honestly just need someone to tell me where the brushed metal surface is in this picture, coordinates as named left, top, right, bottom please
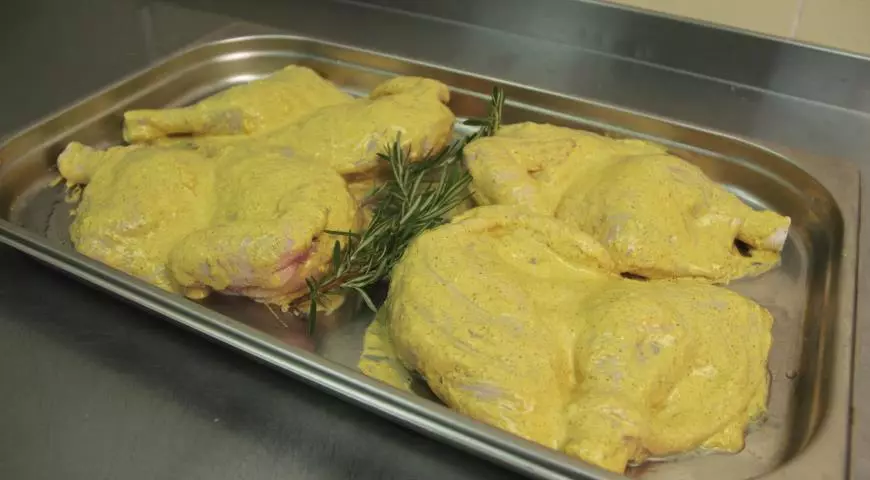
left=2, top=2, right=870, bottom=480
left=0, top=0, right=150, bottom=137
left=346, top=0, right=870, bottom=113
left=0, top=35, right=858, bottom=479
left=160, top=13, right=870, bottom=479
left=0, top=245, right=522, bottom=480
left=0, top=4, right=526, bottom=479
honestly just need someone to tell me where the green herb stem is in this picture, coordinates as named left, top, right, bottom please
left=295, top=86, right=505, bottom=335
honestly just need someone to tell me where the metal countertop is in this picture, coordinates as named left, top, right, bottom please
left=1, top=1, right=867, bottom=479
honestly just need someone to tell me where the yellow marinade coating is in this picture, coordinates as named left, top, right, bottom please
left=464, top=122, right=791, bottom=283
left=362, top=205, right=772, bottom=473
left=168, top=144, right=358, bottom=304
left=60, top=72, right=455, bottom=305
left=123, top=65, right=354, bottom=143
left=147, top=76, right=456, bottom=179
left=359, top=308, right=416, bottom=392
left=59, top=142, right=216, bottom=293
left=256, top=76, right=456, bottom=175
left=58, top=142, right=358, bottom=304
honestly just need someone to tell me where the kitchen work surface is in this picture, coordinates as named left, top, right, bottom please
left=0, top=34, right=858, bottom=479
left=1, top=1, right=868, bottom=480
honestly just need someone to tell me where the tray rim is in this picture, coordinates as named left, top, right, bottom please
left=0, top=33, right=859, bottom=480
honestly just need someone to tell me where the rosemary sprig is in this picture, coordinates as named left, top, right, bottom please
left=461, top=86, right=505, bottom=140
left=295, top=86, right=505, bottom=335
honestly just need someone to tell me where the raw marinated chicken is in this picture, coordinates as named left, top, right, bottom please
left=464, top=123, right=791, bottom=282
left=123, top=65, right=353, bottom=143
left=60, top=67, right=455, bottom=305
left=263, top=76, right=455, bottom=175
left=58, top=142, right=215, bottom=294
left=361, top=206, right=772, bottom=473
left=183, top=76, right=456, bottom=176
left=168, top=144, right=358, bottom=303
left=136, top=73, right=455, bottom=208
left=58, top=142, right=358, bottom=304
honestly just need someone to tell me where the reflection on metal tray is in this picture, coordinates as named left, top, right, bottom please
left=0, top=35, right=858, bottom=480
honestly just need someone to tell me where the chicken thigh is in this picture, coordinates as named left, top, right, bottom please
left=363, top=206, right=772, bottom=473
left=123, top=65, right=353, bottom=143
left=58, top=142, right=358, bottom=304
left=168, top=144, right=358, bottom=303
left=58, top=142, right=216, bottom=295
left=463, top=122, right=790, bottom=282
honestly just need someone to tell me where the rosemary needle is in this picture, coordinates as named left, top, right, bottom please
left=293, top=86, right=505, bottom=336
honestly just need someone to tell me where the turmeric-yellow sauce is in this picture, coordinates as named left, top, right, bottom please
left=59, top=142, right=357, bottom=304
left=361, top=206, right=772, bottom=473
left=59, top=66, right=786, bottom=476
left=464, top=123, right=790, bottom=283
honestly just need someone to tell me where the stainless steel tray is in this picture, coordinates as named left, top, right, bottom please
left=0, top=35, right=858, bottom=480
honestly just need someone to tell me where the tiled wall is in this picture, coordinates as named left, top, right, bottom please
left=605, top=0, right=870, bottom=56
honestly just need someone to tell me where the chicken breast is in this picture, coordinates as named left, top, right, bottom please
left=362, top=206, right=772, bottom=473
left=464, top=122, right=791, bottom=283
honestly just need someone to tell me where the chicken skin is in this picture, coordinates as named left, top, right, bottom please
left=142, top=74, right=454, bottom=212
left=463, top=122, right=790, bottom=283
left=60, top=69, right=454, bottom=304
left=361, top=206, right=772, bottom=473
left=168, top=144, right=358, bottom=303
left=123, top=65, right=353, bottom=143
left=180, top=76, right=456, bottom=176
left=262, top=76, right=455, bottom=175
left=58, top=142, right=358, bottom=304
left=58, top=142, right=215, bottom=294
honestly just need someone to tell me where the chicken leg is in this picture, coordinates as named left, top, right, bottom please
left=168, top=145, right=358, bottom=304
left=58, top=142, right=216, bottom=295
left=57, top=142, right=359, bottom=304
left=123, top=65, right=353, bottom=143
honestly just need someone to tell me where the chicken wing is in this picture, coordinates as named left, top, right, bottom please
left=123, top=65, right=353, bottom=143
left=464, top=122, right=790, bottom=282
